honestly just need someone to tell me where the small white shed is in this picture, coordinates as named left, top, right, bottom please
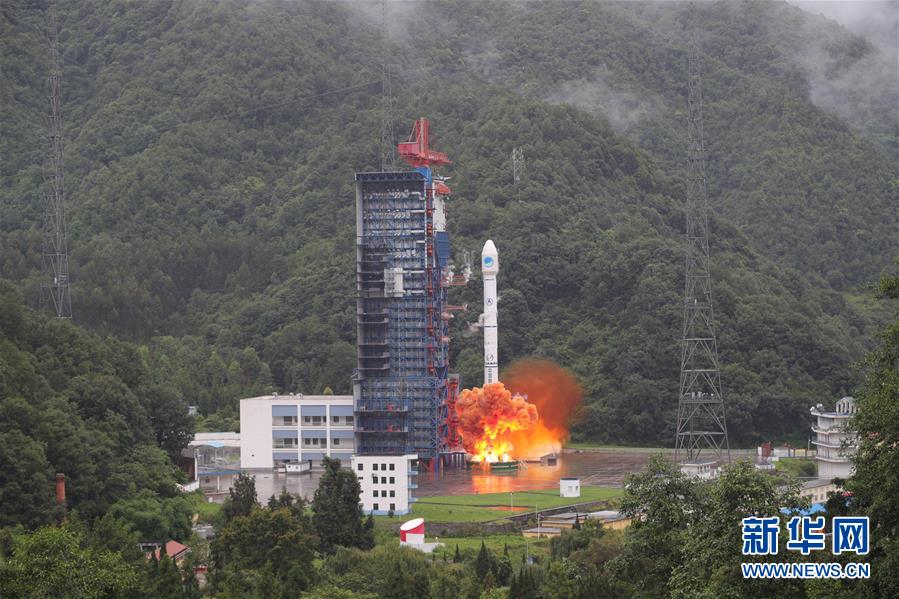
left=560, top=477, right=580, bottom=498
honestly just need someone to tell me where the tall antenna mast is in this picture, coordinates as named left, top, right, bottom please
left=41, top=1, right=72, bottom=319
left=674, top=44, right=728, bottom=465
left=379, top=0, right=397, bottom=170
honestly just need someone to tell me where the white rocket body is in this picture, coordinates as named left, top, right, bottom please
left=482, top=240, right=499, bottom=385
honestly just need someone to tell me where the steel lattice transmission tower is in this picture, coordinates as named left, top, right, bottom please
left=511, top=147, right=525, bottom=183
left=674, top=45, right=728, bottom=464
left=379, top=0, right=397, bottom=170
left=41, top=2, right=72, bottom=319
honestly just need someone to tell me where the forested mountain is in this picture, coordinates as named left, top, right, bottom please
left=2, top=0, right=896, bottom=445
left=0, top=281, right=193, bottom=528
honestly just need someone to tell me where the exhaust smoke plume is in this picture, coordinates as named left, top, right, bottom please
left=456, top=360, right=583, bottom=463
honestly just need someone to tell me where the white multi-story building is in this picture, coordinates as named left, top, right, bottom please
left=351, top=454, right=418, bottom=516
left=240, top=395, right=355, bottom=469
left=811, top=396, right=858, bottom=480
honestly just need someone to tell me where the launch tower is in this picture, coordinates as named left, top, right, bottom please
left=354, top=119, right=460, bottom=470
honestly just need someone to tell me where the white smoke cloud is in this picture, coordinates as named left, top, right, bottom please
left=545, top=67, right=660, bottom=132
left=786, top=1, right=898, bottom=53
left=786, top=1, right=898, bottom=145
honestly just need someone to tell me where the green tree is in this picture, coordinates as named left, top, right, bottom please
left=845, top=265, right=899, bottom=598
left=222, top=472, right=256, bottom=522
left=0, top=526, right=138, bottom=598
left=669, top=461, right=805, bottom=599
left=609, top=454, right=697, bottom=597
left=140, top=384, right=194, bottom=461
left=312, top=456, right=372, bottom=553
left=475, top=540, right=492, bottom=581
left=212, top=506, right=317, bottom=597
left=0, top=428, right=54, bottom=528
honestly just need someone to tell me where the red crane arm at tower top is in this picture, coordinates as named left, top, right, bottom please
left=397, top=118, right=451, bottom=168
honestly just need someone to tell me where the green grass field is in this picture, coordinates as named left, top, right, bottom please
left=774, top=458, right=817, bottom=480
left=402, top=486, right=622, bottom=523
left=187, top=491, right=223, bottom=524
left=425, top=533, right=552, bottom=563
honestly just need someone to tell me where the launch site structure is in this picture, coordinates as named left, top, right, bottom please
left=353, top=118, right=462, bottom=471
left=674, top=45, right=730, bottom=467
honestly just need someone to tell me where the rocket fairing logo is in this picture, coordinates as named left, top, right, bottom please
left=483, top=257, right=494, bottom=267
left=740, top=516, right=870, bottom=579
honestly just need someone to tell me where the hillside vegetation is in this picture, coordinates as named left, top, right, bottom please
left=1, top=0, right=896, bottom=445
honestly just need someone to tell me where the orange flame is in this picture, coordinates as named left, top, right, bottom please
left=456, top=360, right=583, bottom=463
left=456, top=382, right=537, bottom=463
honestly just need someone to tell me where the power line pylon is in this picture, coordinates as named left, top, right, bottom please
left=379, top=0, right=397, bottom=170
left=41, top=1, right=72, bottom=320
left=512, top=147, right=525, bottom=184
left=674, top=44, right=728, bottom=465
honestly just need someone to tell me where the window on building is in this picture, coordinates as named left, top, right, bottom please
left=272, top=437, right=298, bottom=449
left=373, top=490, right=378, bottom=498
left=381, top=477, right=387, bottom=484
left=312, top=438, right=319, bottom=446
left=358, top=477, right=363, bottom=481
left=303, top=438, right=311, bottom=446
left=389, top=477, right=395, bottom=484
left=382, top=463, right=387, bottom=470
left=333, top=416, right=339, bottom=423
left=372, top=476, right=378, bottom=484
left=389, top=490, right=395, bottom=498
left=357, top=464, right=363, bottom=471
left=389, top=463, right=395, bottom=471
left=346, top=416, right=354, bottom=425
left=390, top=503, right=395, bottom=512
left=272, top=415, right=298, bottom=426
left=373, top=464, right=379, bottom=471
left=333, top=438, right=340, bottom=446
left=373, top=503, right=379, bottom=511
left=304, top=416, right=311, bottom=424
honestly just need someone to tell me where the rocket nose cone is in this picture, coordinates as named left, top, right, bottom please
left=481, top=240, right=499, bottom=273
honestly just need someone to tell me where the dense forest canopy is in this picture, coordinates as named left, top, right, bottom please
left=1, top=0, right=896, bottom=446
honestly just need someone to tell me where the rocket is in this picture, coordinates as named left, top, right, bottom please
left=482, top=240, right=499, bottom=385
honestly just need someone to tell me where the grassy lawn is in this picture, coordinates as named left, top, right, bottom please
left=187, top=491, right=222, bottom=524
left=375, top=530, right=552, bottom=563
left=402, top=486, right=622, bottom=523
left=774, top=458, right=817, bottom=480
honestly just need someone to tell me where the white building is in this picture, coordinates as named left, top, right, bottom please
left=560, top=477, right=580, bottom=498
left=811, top=396, right=858, bottom=480
left=351, top=454, right=418, bottom=516
left=680, top=461, right=719, bottom=480
left=240, top=395, right=355, bottom=469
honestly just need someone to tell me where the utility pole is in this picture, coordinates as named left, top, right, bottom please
left=41, top=1, right=72, bottom=319
left=674, top=44, right=729, bottom=465
left=379, top=0, right=397, bottom=170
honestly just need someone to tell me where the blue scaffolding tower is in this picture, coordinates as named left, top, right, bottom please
left=353, top=171, right=452, bottom=466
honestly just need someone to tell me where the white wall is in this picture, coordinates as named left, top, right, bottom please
left=352, top=454, right=418, bottom=515
left=241, top=399, right=274, bottom=469
left=240, top=395, right=354, bottom=469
